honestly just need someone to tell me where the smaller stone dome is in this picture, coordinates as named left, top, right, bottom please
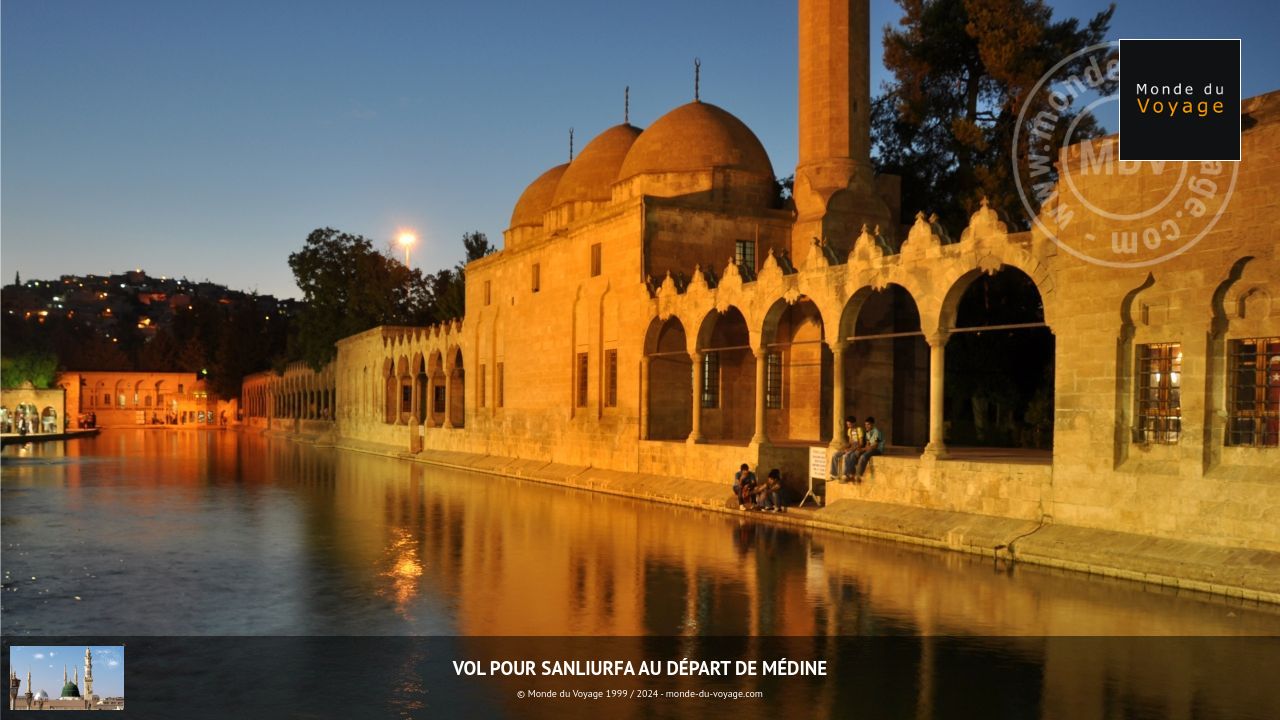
left=509, top=163, right=568, bottom=229
left=617, top=101, right=773, bottom=181
left=34, top=690, right=48, bottom=701
left=551, top=124, right=642, bottom=207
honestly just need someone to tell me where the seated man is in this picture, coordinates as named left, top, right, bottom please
left=732, top=463, right=756, bottom=509
left=755, top=469, right=786, bottom=512
left=829, top=416, right=861, bottom=482
left=853, top=416, right=885, bottom=482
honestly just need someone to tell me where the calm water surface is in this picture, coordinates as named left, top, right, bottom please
left=3, top=430, right=1278, bottom=719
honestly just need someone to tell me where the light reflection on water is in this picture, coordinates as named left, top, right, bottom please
left=3, top=430, right=1280, bottom=718
left=4, top=430, right=1278, bottom=638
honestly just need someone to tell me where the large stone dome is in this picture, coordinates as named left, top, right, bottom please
left=509, top=163, right=568, bottom=229
left=551, top=124, right=642, bottom=207
left=617, top=101, right=773, bottom=181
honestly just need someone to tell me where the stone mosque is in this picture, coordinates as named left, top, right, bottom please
left=7, top=646, right=123, bottom=711
left=244, top=0, right=1279, bottom=566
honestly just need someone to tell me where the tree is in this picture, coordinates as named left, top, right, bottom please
left=462, top=231, right=495, bottom=264
left=288, top=227, right=434, bottom=369
left=872, top=0, right=1114, bottom=230
left=0, top=351, right=58, bottom=388
left=430, top=231, right=495, bottom=322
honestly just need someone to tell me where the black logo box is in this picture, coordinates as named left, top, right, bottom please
left=1119, top=39, right=1241, bottom=161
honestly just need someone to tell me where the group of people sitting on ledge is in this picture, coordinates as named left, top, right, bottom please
left=829, top=416, right=884, bottom=483
left=732, top=464, right=787, bottom=513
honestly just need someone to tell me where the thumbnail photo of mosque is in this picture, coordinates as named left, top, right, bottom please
left=7, top=646, right=124, bottom=711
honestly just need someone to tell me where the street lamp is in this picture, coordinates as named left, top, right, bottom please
left=398, top=231, right=417, bottom=269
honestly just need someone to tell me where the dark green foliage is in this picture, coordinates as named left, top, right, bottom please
left=427, top=230, right=495, bottom=323
left=1, top=351, right=58, bottom=388
left=873, top=0, right=1114, bottom=230
left=288, top=227, right=435, bottom=370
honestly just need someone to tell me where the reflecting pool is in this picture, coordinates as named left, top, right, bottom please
left=2, top=430, right=1278, bottom=719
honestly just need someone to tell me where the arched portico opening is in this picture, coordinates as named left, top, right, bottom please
left=838, top=284, right=929, bottom=448
left=943, top=267, right=1054, bottom=450
left=447, top=346, right=465, bottom=428
left=644, top=316, right=692, bottom=440
left=396, top=356, right=411, bottom=424
left=696, top=306, right=754, bottom=444
left=412, top=354, right=428, bottom=424
left=427, top=351, right=445, bottom=427
left=762, top=298, right=831, bottom=443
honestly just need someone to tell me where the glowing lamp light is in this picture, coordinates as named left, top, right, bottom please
left=397, top=231, right=417, bottom=269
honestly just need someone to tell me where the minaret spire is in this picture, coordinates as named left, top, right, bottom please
left=792, top=0, right=890, bottom=259
left=569, top=127, right=575, bottom=161
left=84, top=647, right=93, bottom=698
left=694, top=58, right=701, bottom=101
left=624, top=86, right=630, bottom=124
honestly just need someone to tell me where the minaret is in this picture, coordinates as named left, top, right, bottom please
left=793, top=0, right=892, bottom=258
left=84, top=647, right=94, bottom=698
left=8, top=668, right=19, bottom=711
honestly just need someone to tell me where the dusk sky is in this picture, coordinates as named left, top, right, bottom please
left=3, top=0, right=1277, bottom=299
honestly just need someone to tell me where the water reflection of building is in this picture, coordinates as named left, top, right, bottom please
left=7, top=647, right=123, bottom=711
left=272, top=441, right=1279, bottom=720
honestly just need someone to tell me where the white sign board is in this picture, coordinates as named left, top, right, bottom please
left=809, top=446, right=828, bottom=480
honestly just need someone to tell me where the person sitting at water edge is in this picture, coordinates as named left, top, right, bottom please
left=756, top=469, right=786, bottom=512
left=853, top=417, right=884, bottom=482
left=830, top=416, right=861, bottom=482
left=737, top=466, right=759, bottom=510
left=732, top=463, right=755, bottom=500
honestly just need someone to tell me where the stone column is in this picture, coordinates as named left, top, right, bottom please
left=639, top=356, right=650, bottom=440
left=925, top=331, right=948, bottom=457
left=830, top=341, right=845, bottom=449
left=689, top=352, right=703, bottom=443
left=442, top=373, right=454, bottom=429
left=752, top=347, right=768, bottom=445
left=410, top=375, right=421, bottom=426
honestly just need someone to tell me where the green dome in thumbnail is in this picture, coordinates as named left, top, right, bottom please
left=60, top=681, right=81, bottom=698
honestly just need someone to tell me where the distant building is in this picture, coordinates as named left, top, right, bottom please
left=61, top=371, right=237, bottom=427
left=0, top=382, right=67, bottom=435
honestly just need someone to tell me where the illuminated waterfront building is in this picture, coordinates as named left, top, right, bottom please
left=243, top=0, right=1279, bottom=565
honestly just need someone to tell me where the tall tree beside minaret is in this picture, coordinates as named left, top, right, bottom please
left=872, top=0, right=1113, bottom=230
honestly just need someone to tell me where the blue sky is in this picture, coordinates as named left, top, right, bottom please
left=8, top=645, right=125, bottom=698
left=3, top=0, right=1277, bottom=299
